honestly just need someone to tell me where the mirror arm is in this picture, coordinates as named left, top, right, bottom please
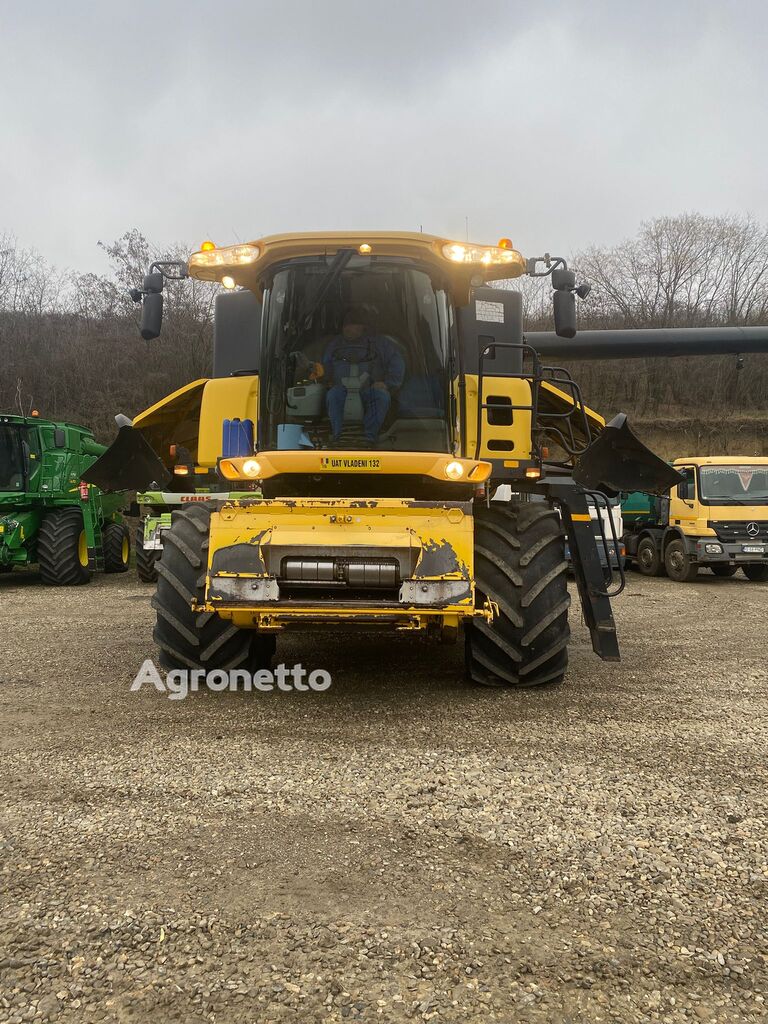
left=526, top=254, right=567, bottom=278
left=149, top=259, right=189, bottom=281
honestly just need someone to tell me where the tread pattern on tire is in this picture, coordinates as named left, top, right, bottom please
left=37, top=508, right=90, bottom=586
left=636, top=536, right=664, bottom=577
left=103, top=522, right=130, bottom=573
left=152, top=505, right=259, bottom=671
left=466, top=502, right=570, bottom=689
left=135, top=524, right=160, bottom=583
left=664, top=538, right=699, bottom=582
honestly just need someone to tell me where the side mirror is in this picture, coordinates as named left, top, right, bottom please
left=143, top=272, right=164, bottom=294
left=553, top=289, right=577, bottom=339
left=551, top=268, right=576, bottom=291
left=140, top=292, right=164, bottom=340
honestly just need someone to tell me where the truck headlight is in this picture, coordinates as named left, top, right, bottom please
left=705, top=543, right=723, bottom=554
left=242, top=459, right=262, bottom=478
left=445, top=460, right=465, bottom=480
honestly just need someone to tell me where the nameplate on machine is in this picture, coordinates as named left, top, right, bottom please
left=319, top=457, right=382, bottom=471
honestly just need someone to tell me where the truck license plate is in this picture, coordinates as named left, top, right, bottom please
left=742, top=545, right=765, bottom=554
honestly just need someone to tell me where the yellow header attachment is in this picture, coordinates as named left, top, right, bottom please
left=187, top=232, right=527, bottom=290
left=219, top=451, right=491, bottom=484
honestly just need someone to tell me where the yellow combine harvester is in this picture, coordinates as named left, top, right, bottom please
left=86, top=231, right=691, bottom=687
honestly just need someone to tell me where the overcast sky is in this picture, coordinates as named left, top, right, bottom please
left=1, top=0, right=766, bottom=272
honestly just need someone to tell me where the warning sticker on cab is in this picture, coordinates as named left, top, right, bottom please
left=475, top=299, right=504, bottom=323
left=320, top=457, right=381, bottom=470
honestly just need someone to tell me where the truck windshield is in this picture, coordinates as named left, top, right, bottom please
left=260, top=256, right=453, bottom=453
left=699, top=465, right=768, bottom=505
left=0, top=425, right=25, bottom=491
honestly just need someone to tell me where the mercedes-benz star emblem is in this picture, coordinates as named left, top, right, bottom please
left=746, top=522, right=760, bottom=538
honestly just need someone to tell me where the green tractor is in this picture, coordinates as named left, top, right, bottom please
left=0, top=413, right=130, bottom=584
left=134, top=485, right=254, bottom=582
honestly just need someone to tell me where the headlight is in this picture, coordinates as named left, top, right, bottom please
left=189, top=243, right=260, bottom=269
left=242, top=459, right=262, bottom=478
left=441, top=241, right=521, bottom=266
left=705, top=543, right=723, bottom=554
left=445, top=460, right=465, bottom=480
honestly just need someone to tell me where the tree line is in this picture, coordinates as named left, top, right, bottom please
left=0, top=214, right=766, bottom=455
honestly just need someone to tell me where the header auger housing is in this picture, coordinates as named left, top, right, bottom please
left=84, top=230, right=768, bottom=690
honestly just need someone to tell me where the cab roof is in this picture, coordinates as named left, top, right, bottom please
left=187, top=230, right=527, bottom=299
left=0, top=413, right=90, bottom=431
left=673, top=456, right=768, bottom=466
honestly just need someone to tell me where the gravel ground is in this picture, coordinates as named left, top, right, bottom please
left=0, top=568, right=766, bottom=1023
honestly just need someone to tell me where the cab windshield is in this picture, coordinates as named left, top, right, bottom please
left=699, top=465, right=768, bottom=505
left=0, top=425, right=25, bottom=491
left=260, top=255, right=454, bottom=452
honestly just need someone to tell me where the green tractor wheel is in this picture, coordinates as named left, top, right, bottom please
left=103, top=522, right=131, bottom=573
left=152, top=504, right=275, bottom=672
left=465, top=501, right=570, bottom=689
left=38, top=508, right=92, bottom=586
left=135, top=525, right=160, bottom=584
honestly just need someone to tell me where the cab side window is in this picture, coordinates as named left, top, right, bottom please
left=677, top=468, right=695, bottom=501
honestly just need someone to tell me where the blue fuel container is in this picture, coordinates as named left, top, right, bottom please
left=222, top=418, right=255, bottom=458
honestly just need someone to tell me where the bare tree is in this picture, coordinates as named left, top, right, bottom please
left=0, top=217, right=765, bottom=455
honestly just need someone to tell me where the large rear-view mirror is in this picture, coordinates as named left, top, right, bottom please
left=553, top=289, right=577, bottom=339
left=140, top=292, right=163, bottom=341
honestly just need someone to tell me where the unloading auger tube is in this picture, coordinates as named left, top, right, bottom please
left=527, top=325, right=768, bottom=359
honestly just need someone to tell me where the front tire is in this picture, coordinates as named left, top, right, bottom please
left=710, top=564, right=738, bottom=578
left=103, top=522, right=130, bottom=573
left=38, top=508, right=91, bottom=586
left=135, top=524, right=160, bottom=583
left=152, top=505, right=276, bottom=672
left=664, top=538, right=699, bottom=582
left=742, top=563, right=768, bottom=582
left=465, top=502, right=570, bottom=689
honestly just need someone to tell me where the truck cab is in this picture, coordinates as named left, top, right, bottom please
left=624, top=456, right=768, bottom=582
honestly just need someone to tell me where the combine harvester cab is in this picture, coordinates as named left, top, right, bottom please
left=86, top=232, right=768, bottom=687
left=0, top=414, right=130, bottom=584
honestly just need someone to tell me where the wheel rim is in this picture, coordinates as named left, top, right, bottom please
left=78, top=531, right=89, bottom=568
left=121, top=536, right=129, bottom=564
left=639, top=546, right=653, bottom=569
left=668, top=548, right=684, bottom=573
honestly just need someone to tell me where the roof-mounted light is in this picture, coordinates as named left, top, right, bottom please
left=441, top=241, right=521, bottom=267
left=189, top=243, right=261, bottom=269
